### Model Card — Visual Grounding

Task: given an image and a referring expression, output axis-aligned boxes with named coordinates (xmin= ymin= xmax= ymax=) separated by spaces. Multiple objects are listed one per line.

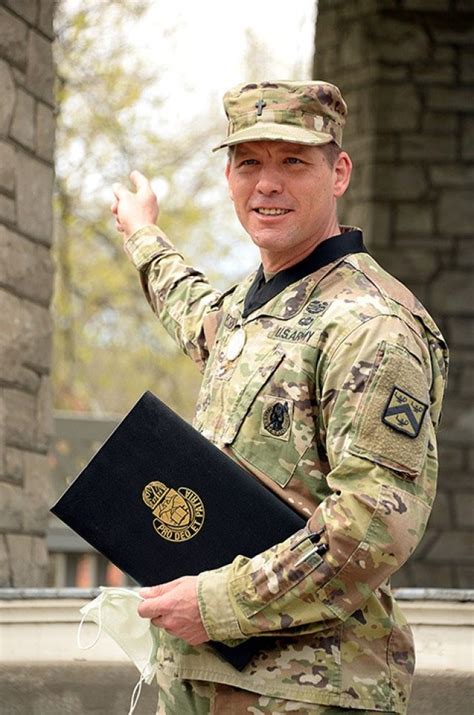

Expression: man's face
xmin=225 ymin=141 xmax=349 ymax=268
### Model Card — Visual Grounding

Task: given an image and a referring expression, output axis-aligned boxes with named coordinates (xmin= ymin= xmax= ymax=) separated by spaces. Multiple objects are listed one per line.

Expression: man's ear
xmin=333 ymin=151 xmax=352 ymax=199
xmin=225 ymin=161 xmax=234 ymax=201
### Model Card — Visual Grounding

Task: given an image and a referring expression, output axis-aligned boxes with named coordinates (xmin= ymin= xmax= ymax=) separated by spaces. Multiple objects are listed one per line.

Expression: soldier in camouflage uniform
xmin=111 ymin=81 xmax=448 ymax=714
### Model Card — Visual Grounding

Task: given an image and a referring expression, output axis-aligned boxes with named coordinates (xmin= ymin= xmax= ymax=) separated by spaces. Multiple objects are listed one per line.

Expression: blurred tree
xmin=52 ymin=0 xmax=248 ymax=419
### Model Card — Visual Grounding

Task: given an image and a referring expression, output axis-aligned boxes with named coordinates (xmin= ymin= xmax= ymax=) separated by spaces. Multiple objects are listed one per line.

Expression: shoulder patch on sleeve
xmin=349 ymin=344 xmax=431 ymax=478
xmin=382 ymin=387 xmax=428 ymax=438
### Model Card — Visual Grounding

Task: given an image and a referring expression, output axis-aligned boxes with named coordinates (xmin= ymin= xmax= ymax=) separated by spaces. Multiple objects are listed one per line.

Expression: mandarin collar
xmin=242 ymin=229 xmax=367 ymax=319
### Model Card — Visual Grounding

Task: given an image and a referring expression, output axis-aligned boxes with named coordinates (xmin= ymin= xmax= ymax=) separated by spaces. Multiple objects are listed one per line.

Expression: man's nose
xmin=255 ymin=166 xmax=284 ymax=195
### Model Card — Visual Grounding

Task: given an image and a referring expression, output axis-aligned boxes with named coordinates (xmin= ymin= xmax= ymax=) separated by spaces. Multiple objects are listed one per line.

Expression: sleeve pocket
xmin=349 ymin=343 xmax=431 ymax=479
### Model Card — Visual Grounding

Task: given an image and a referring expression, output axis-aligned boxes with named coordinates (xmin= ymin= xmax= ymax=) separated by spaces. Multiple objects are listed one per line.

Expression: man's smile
xmin=253 ymin=208 xmax=292 ymax=216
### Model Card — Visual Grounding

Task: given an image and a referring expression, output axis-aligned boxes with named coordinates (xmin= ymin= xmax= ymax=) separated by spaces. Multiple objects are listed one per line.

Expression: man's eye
xmin=240 ymin=159 xmax=257 ymax=166
xmin=286 ymin=157 xmax=303 ymax=164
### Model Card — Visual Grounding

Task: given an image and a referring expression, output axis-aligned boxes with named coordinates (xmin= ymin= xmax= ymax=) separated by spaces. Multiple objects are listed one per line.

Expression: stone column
xmin=314 ymin=0 xmax=474 ymax=588
xmin=0 ymin=0 xmax=55 ymax=586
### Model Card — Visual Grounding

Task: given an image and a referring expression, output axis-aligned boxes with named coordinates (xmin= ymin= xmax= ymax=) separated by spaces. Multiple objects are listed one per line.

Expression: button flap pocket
xmin=221 ymin=348 xmax=285 ymax=445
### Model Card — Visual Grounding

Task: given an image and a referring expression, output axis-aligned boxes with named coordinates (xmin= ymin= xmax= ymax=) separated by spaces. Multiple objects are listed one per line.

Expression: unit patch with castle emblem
xmin=382 ymin=386 xmax=428 ymax=438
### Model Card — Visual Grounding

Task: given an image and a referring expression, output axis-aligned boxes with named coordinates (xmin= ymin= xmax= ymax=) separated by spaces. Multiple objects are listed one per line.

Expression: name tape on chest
xmin=270 ymin=326 xmax=315 ymax=343
xmin=269 ymin=299 xmax=330 ymax=343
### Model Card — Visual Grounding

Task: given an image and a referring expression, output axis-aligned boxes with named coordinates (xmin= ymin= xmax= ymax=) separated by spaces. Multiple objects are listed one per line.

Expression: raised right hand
xmin=111 ymin=170 xmax=159 ymax=241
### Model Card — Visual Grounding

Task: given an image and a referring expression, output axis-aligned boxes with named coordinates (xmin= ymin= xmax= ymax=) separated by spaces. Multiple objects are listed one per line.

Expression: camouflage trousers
xmin=156 ymin=673 xmax=397 ymax=714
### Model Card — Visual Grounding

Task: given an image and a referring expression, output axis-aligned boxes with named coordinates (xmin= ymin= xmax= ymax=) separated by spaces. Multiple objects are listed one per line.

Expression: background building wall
xmin=314 ymin=0 xmax=474 ymax=587
xmin=0 ymin=0 xmax=55 ymax=586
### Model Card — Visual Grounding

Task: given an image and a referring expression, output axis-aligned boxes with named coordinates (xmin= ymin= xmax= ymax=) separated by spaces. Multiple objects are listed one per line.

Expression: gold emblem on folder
xmin=142 ymin=481 xmax=205 ymax=542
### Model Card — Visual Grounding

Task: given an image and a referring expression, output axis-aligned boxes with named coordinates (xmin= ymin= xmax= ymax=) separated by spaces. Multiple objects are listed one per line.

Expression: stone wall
xmin=0 ymin=0 xmax=55 ymax=585
xmin=314 ymin=0 xmax=474 ymax=587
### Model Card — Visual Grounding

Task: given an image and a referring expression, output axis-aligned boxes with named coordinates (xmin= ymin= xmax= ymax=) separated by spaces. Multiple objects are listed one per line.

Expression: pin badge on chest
xmin=226 ymin=327 xmax=246 ymax=361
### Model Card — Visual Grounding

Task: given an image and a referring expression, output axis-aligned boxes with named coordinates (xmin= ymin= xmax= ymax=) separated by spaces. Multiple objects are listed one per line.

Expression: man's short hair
xmin=319 ymin=142 xmax=342 ymax=168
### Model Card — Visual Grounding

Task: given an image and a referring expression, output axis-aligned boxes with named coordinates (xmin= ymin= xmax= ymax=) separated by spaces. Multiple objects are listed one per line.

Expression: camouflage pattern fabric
xmin=125 ymin=224 xmax=448 ymax=715
xmin=212 ymin=81 xmax=347 ymax=151
xmin=156 ymin=672 xmax=397 ymax=714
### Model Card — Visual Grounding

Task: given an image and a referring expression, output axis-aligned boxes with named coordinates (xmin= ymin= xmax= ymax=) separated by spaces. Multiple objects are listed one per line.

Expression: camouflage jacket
xmin=125 ymin=225 xmax=448 ymax=714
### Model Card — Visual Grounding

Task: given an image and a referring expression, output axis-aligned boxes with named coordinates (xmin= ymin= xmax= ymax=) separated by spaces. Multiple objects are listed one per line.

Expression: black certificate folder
xmin=51 ymin=391 xmax=306 ymax=670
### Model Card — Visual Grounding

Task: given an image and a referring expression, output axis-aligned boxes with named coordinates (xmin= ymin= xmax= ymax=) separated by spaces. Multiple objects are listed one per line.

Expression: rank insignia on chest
xmin=382 ymin=386 xmax=428 ymax=438
xmin=260 ymin=396 xmax=293 ymax=440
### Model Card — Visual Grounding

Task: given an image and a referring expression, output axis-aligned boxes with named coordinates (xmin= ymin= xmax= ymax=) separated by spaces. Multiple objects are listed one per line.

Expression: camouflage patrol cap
xmin=213 ymin=80 xmax=347 ymax=152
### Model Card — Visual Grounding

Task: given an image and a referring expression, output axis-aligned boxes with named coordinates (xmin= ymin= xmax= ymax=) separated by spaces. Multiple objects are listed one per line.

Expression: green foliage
xmin=52 ymin=0 xmax=249 ymax=419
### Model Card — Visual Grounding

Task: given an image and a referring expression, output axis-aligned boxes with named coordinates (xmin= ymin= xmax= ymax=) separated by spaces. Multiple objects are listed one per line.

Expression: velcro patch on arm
xmin=349 ymin=344 xmax=430 ymax=478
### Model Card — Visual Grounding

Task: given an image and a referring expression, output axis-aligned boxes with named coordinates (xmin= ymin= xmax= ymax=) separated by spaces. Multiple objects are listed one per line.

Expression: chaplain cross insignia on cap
xmin=255 ymin=98 xmax=266 ymax=116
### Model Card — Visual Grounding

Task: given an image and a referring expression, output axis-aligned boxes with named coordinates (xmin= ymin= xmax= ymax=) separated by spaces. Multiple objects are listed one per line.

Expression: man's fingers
xmin=139 ymin=584 xmax=164 ymax=599
xmin=140 ymin=578 xmax=181 ymax=599
xmin=137 ymin=594 xmax=171 ymax=619
xmin=129 ymin=170 xmax=150 ymax=193
xmin=112 ymin=182 xmax=127 ymax=200
xmin=111 ymin=171 xmax=158 ymax=239
xmin=138 ymin=597 xmax=159 ymax=619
